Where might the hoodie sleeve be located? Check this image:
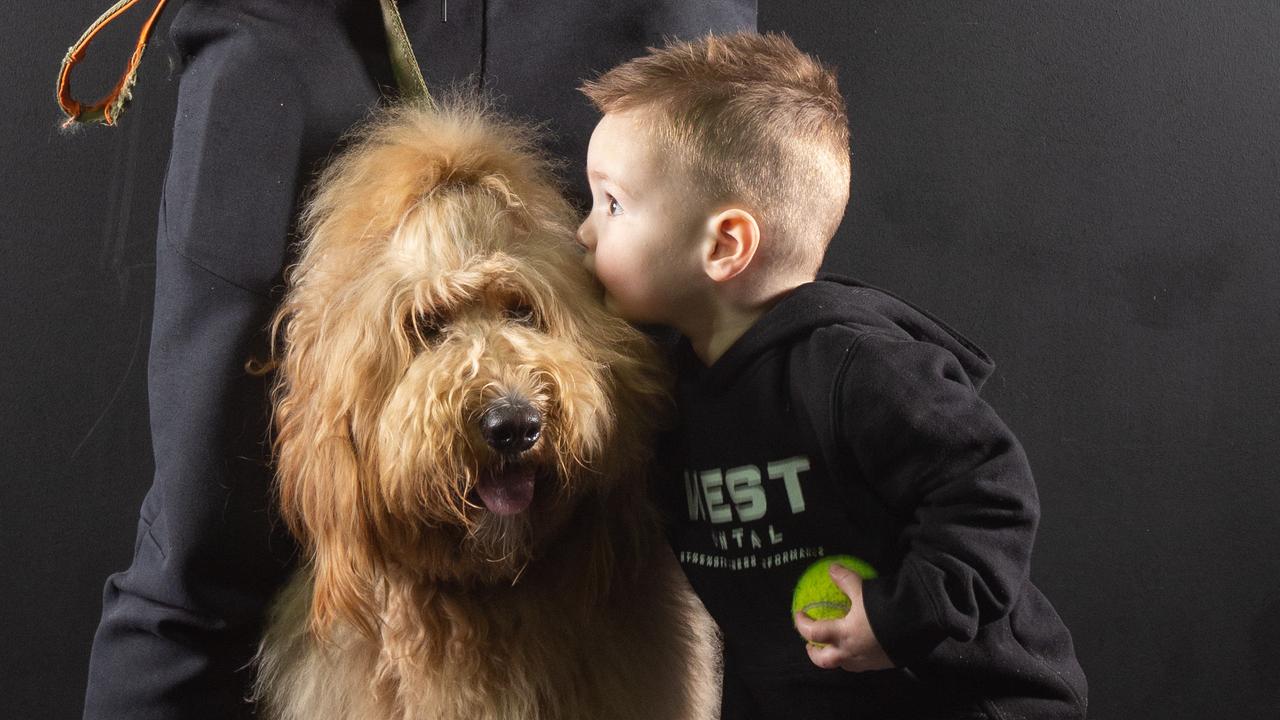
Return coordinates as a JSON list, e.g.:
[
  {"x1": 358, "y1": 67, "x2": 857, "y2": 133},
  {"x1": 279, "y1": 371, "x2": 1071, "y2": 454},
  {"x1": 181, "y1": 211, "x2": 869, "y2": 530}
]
[{"x1": 833, "y1": 331, "x2": 1040, "y2": 667}]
